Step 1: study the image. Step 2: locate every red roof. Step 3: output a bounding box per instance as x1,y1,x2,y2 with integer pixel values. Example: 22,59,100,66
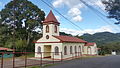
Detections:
97,48,101,50
43,10,59,24
84,43,95,46
53,35,87,43
0,47,13,51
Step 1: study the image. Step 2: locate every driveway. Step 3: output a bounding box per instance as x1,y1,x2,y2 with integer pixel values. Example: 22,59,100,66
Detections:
47,55,120,68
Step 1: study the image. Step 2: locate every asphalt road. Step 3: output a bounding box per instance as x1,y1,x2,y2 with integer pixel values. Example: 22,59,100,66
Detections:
47,55,120,68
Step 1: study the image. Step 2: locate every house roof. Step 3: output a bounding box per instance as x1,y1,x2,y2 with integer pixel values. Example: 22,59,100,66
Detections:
84,43,95,46
53,35,87,43
43,10,60,25
0,47,13,51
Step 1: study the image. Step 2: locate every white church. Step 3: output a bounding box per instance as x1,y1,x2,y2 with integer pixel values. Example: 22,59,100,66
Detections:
34,10,98,60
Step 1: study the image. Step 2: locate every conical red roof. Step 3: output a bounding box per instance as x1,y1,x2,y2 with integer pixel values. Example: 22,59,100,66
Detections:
43,10,59,24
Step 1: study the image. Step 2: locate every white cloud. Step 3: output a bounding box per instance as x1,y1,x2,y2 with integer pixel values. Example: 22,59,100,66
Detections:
67,6,83,22
68,7,83,22
68,8,81,17
92,0,105,10
52,0,83,8
52,0,84,22
72,15,82,22
52,0,63,8
52,0,107,22
60,26,115,36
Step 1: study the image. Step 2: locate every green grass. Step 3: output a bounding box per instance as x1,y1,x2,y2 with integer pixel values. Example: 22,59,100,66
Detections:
27,66,40,68
27,53,34,57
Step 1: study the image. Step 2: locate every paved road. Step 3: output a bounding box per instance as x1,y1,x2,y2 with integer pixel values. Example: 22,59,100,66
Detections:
47,55,120,68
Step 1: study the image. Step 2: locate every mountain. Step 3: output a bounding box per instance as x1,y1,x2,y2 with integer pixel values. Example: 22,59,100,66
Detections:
81,32,120,46
60,32,73,37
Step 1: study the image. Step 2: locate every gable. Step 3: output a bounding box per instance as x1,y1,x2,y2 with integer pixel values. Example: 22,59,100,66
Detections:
34,35,61,43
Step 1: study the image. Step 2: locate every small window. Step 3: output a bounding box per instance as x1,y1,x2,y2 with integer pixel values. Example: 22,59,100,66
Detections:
64,46,67,55
79,46,81,52
46,25,49,33
37,46,41,54
82,46,84,52
54,25,57,33
55,46,59,55
70,46,72,54
87,47,91,54
75,46,77,53
95,47,97,52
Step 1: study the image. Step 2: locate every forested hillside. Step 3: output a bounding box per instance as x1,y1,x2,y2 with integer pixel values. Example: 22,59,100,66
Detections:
81,32,120,46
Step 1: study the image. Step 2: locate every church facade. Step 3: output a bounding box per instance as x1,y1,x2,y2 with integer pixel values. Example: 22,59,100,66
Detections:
34,10,98,60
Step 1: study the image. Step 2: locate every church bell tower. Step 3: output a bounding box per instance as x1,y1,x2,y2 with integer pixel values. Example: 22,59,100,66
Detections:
42,10,60,39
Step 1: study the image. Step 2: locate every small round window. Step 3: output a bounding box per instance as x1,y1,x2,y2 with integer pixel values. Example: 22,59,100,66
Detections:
46,35,49,39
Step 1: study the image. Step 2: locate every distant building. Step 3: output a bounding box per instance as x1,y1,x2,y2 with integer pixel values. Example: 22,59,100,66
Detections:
112,51,116,55
0,47,13,58
34,10,98,60
84,43,98,55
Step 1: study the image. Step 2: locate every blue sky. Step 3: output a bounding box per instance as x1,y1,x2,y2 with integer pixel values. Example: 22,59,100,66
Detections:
0,0,120,35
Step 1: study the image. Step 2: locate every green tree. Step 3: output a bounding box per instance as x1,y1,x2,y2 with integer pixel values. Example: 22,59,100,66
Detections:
102,0,120,24
0,0,45,51
99,41,120,55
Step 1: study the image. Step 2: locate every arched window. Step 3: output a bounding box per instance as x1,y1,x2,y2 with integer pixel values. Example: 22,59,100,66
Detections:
82,46,84,52
75,46,77,53
54,25,57,33
37,46,41,54
79,46,81,52
46,25,49,33
79,46,82,55
70,46,72,54
55,46,59,55
64,46,67,55
87,47,91,54
95,47,97,52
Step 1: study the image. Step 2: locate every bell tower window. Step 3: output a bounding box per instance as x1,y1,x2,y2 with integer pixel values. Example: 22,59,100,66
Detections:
46,25,49,33
54,25,57,33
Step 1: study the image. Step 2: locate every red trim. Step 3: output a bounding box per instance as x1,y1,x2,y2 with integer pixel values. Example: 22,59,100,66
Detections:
33,41,62,43
43,21,60,25
0,47,13,51
33,41,86,43
84,42,96,46
83,54,97,56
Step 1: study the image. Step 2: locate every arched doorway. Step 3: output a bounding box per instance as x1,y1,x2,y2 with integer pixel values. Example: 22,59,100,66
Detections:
79,46,82,56
87,47,91,55
55,46,59,55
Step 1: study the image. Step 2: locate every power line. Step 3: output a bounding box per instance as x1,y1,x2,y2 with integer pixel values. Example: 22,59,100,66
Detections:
97,0,120,27
89,0,120,28
40,0,88,33
79,0,120,32
82,0,120,30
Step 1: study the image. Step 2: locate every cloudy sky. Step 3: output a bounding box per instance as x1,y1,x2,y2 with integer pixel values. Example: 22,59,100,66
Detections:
0,0,120,36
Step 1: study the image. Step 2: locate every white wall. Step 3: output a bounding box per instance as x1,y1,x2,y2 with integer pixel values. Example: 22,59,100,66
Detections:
43,23,59,37
83,44,98,55
62,43,85,59
35,43,62,59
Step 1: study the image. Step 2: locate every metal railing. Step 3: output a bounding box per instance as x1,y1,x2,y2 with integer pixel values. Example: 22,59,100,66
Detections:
0,52,82,68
